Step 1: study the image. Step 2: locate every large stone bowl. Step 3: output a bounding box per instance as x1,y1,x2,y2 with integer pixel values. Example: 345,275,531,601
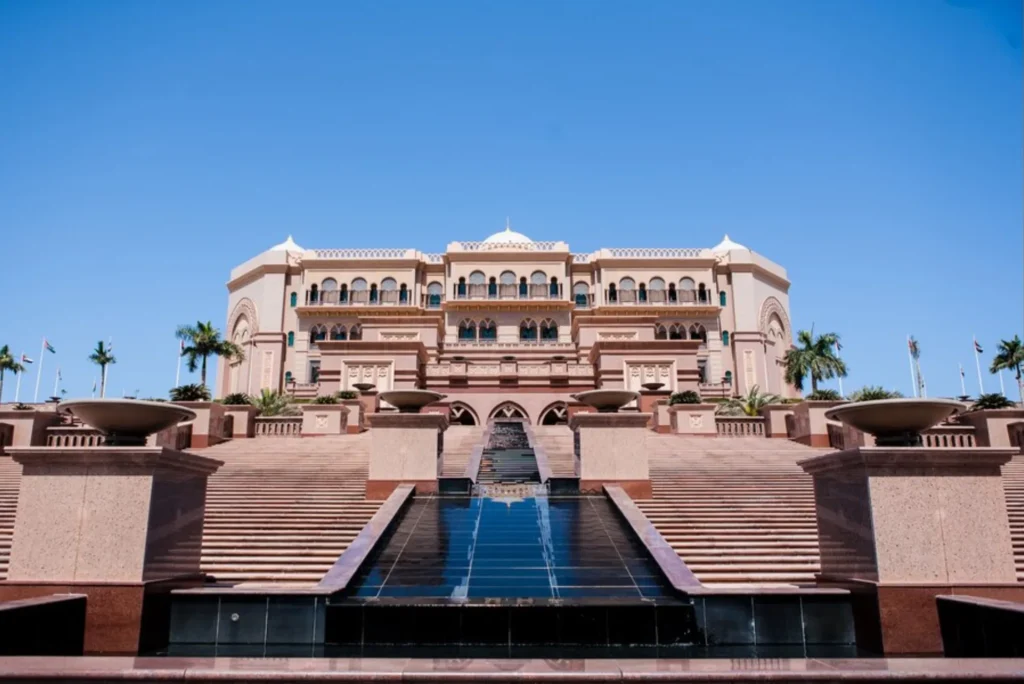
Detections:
377,390,447,414
825,398,965,447
59,399,196,446
353,383,376,392
571,390,640,413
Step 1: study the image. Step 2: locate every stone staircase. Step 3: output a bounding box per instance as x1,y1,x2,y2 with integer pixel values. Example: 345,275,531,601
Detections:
1005,457,1024,581
0,455,18,580
530,425,578,477
439,425,485,477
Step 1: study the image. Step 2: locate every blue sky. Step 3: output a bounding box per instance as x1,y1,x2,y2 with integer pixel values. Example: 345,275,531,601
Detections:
1,0,1021,400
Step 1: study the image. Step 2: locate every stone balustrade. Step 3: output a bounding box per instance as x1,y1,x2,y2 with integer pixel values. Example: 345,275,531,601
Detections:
923,425,976,448
715,416,765,437
254,416,302,437
46,426,105,448
426,360,593,378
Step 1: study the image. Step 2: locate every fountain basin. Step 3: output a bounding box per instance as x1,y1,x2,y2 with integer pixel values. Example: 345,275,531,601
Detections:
571,390,640,413
377,390,447,413
59,399,196,446
353,383,376,392
825,398,965,447
641,382,665,391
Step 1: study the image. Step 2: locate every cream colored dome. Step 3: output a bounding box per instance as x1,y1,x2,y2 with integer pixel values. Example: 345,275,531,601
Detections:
483,224,533,245
711,234,748,253
269,235,304,252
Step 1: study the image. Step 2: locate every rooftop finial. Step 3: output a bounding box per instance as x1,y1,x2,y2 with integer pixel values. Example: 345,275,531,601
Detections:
506,217,511,232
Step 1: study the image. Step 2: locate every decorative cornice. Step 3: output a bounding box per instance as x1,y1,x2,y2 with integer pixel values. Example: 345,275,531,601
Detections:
758,296,791,336
295,305,422,317
443,300,574,312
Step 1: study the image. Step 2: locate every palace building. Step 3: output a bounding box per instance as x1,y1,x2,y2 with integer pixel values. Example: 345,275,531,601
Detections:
219,226,796,422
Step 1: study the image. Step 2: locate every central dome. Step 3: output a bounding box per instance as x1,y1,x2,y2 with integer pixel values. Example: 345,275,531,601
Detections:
483,225,533,245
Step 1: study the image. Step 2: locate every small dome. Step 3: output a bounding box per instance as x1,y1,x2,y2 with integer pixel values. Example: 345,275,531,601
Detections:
269,235,304,252
711,234,748,253
483,221,533,245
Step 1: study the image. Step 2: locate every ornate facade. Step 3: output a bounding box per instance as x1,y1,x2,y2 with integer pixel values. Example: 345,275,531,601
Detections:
219,227,796,423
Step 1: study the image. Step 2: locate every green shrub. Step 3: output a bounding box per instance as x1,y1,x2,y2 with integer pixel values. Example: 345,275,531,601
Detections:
336,390,358,400
12,402,31,411
169,384,212,402
252,389,299,416
971,393,1014,411
314,395,338,405
221,393,251,405
668,390,702,405
806,389,842,401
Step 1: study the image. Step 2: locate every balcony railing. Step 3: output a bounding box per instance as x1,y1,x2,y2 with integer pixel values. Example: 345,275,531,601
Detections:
304,290,441,308
255,416,302,437
602,289,713,305
452,283,563,301
715,416,766,437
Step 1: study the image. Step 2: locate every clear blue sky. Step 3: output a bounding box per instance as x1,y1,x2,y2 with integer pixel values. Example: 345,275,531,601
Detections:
1,0,1021,400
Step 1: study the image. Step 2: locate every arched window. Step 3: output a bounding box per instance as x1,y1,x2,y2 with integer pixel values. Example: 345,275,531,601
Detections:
469,271,486,285
655,325,667,340
285,371,293,383
619,277,635,290
289,292,297,307
339,283,348,303
540,318,558,340
573,282,590,307
519,276,528,298
722,330,730,346
458,319,476,341
351,278,367,291
679,278,695,291
549,276,559,297
500,271,517,285
668,282,677,303
531,271,547,285
322,278,338,291
540,402,569,425
427,281,443,307
669,324,685,340
608,282,617,303
479,319,497,341
287,331,295,347
724,370,733,385
309,283,319,303
649,277,665,290
490,402,529,421
689,324,707,344
638,282,647,302
369,283,379,303
399,283,408,303
457,277,467,298
648,277,664,303
450,402,479,426
698,283,707,303
330,324,347,341
349,324,362,340
488,277,497,298
719,291,727,307
310,324,327,346
351,279,367,302
381,277,397,290
520,318,538,341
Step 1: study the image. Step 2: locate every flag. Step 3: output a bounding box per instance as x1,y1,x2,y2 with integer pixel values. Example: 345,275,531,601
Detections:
973,338,983,354
92,379,97,392
959,364,965,378
43,339,56,354
57,368,62,381
20,354,33,364
908,336,920,359
179,339,185,353
835,339,842,352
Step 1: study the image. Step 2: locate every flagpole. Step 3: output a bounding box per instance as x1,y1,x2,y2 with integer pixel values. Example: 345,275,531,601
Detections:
14,352,24,402
907,336,918,398
53,367,60,398
999,371,1006,396
32,338,45,403
973,336,985,395
959,364,967,397
91,377,96,399
175,342,182,389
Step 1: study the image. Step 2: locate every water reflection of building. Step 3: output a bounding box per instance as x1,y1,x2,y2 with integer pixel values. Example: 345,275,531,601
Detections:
220,227,796,419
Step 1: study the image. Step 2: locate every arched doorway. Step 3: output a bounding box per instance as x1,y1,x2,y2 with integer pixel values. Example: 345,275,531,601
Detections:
539,402,568,425
489,402,529,422
450,402,479,426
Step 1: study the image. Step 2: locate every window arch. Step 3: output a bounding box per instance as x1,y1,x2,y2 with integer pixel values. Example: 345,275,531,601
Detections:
607,282,617,303
309,283,319,303
339,283,348,302
458,319,477,341
330,324,347,341
285,371,293,383
668,282,677,303
500,270,517,285
381,277,397,291
457,276,467,298
689,324,707,344
349,324,362,340
619,277,635,290
427,281,443,307
321,278,338,291
655,324,667,340
287,331,295,347
669,323,686,340
573,281,590,307
549,276,559,297
450,402,479,426
540,402,569,425
490,402,529,422
479,319,497,341
289,292,297,307
488,276,497,298
722,330,730,346
638,282,647,302
724,370,733,384
399,283,408,303
309,324,328,346
679,278,695,291
519,276,528,298
719,291,727,307
469,271,486,285
540,318,558,341
369,283,379,303
531,271,547,285
649,277,665,290
697,282,707,303
351,278,367,291
519,318,538,341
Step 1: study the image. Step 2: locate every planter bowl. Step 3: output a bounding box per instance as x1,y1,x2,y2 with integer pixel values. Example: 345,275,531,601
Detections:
59,399,196,446
641,383,665,391
377,390,447,414
825,398,965,447
353,383,376,392
571,390,640,413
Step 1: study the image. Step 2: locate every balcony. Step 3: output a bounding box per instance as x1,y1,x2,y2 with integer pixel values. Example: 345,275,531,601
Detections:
600,289,714,306
452,283,563,301
302,290,442,308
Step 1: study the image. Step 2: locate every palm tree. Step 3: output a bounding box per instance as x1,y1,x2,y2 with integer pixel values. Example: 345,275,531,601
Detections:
176,321,244,388
784,330,848,393
719,385,781,416
0,345,25,404
88,341,116,398
849,386,904,402
990,335,1024,404
251,389,297,416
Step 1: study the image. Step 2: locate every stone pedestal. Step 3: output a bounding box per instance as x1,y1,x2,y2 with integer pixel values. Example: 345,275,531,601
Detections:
759,404,794,438
569,412,652,498
358,391,379,431
341,399,364,434
799,446,1019,655
222,405,260,438
172,402,228,449
790,400,844,447
668,403,718,436
300,404,350,436
365,413,447,498
0,409,61,447
639,390,671,431
2,446,223,654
